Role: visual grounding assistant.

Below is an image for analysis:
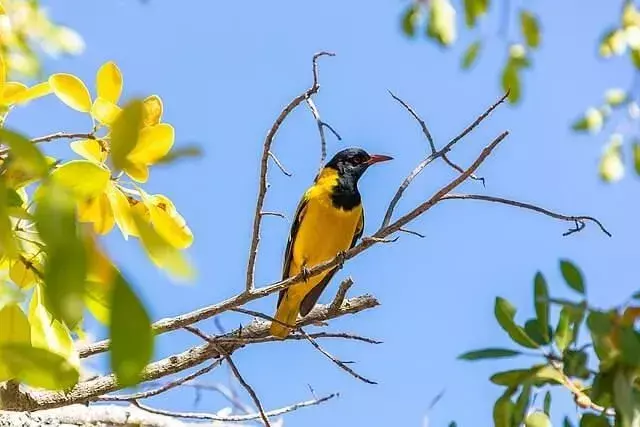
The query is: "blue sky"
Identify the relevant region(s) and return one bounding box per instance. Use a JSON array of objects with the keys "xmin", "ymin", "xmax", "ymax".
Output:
[{"xmin": 17, "ymin": 0, "xmax": 637, "ymax": 425}]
